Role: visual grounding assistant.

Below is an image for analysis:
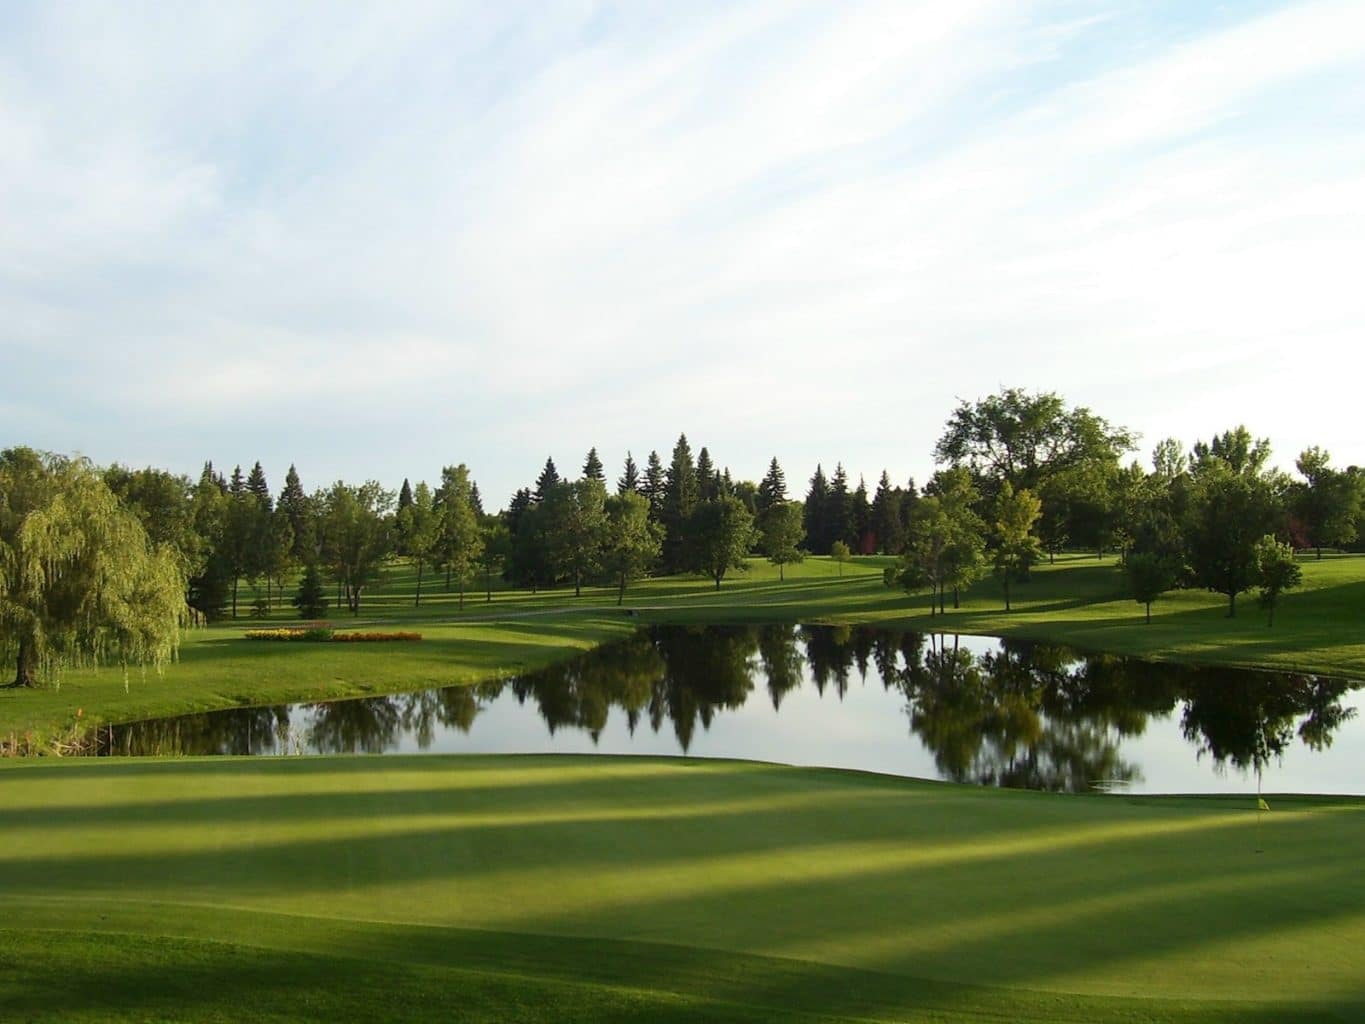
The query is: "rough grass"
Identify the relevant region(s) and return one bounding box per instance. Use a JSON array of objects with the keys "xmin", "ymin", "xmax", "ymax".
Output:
[
  {"xmin": 4, "ymin": 552, "xmax": 1364, "ymax": 746},
  {"xmin": 2, "ymin": 755, "xmax": 1362, "ymax": 1022}
]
